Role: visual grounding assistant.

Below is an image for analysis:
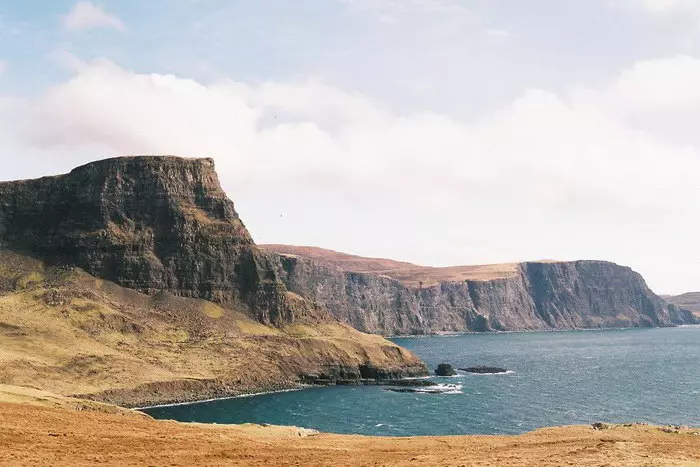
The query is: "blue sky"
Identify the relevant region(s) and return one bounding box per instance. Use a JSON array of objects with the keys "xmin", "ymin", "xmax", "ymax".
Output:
[{"xmin": 0, "ymin": 1, "xmax": 699, "ymax": 293}]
